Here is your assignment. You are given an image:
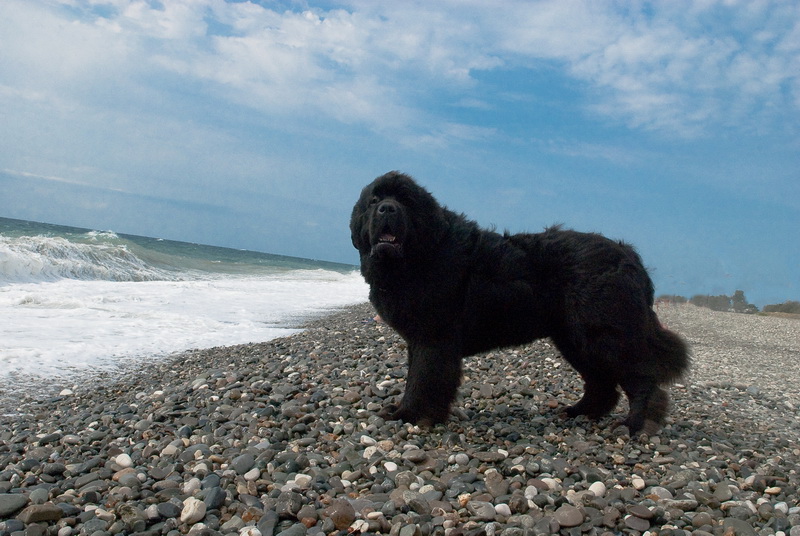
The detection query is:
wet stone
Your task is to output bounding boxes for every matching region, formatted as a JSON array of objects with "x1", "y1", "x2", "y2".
[
  {"x1": 467, "y1": 500, "x2": 496, "y2": 521},
  {"x1": 231, "y1": 453, "x2": 256, "y2": 475},
  {"x1": 16, "y1": 503, "x2": 63, "y2": 524},
  {"x1": 554, "y1": 504, "x2": 584, "y2": 528},
  {"x1": 624, "y1": 514, "x2": 651, "y2": 531},
  {"x1": 692, "y1": 511, "x2": 714, "y2": 527},
  {"x1": 722, "y1": 518, "x2": 758, "y2": 536},
  {"x1": 157, "y1": 501, "x2": 181, "y2": 518},
  {"x1": 0, "y1": 493, "x2": 28, "y2": 517},
  {"x1": 627, "y1": 504, "x2": 654, "y2": 519},
  {"x1": 324, "y1": 498, "x2": 356, "y2": 530},
  {"x1": 203, "y1": 486, "x2": 226, "y2": 510}
]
